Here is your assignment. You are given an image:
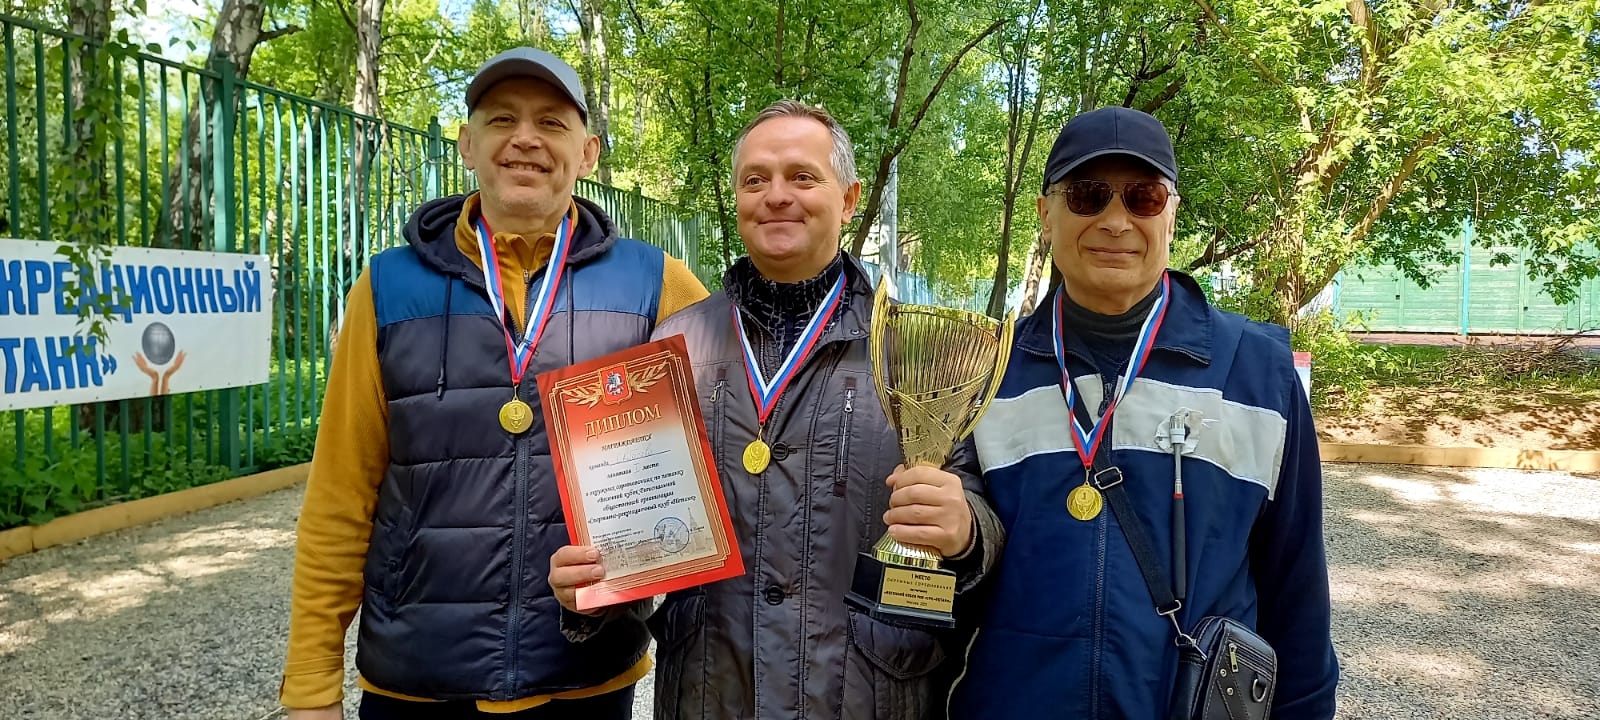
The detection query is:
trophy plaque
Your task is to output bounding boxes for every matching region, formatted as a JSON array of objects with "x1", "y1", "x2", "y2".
[{"x1": 845, "y1": 280, "x2": 1015, "y2": 628}]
